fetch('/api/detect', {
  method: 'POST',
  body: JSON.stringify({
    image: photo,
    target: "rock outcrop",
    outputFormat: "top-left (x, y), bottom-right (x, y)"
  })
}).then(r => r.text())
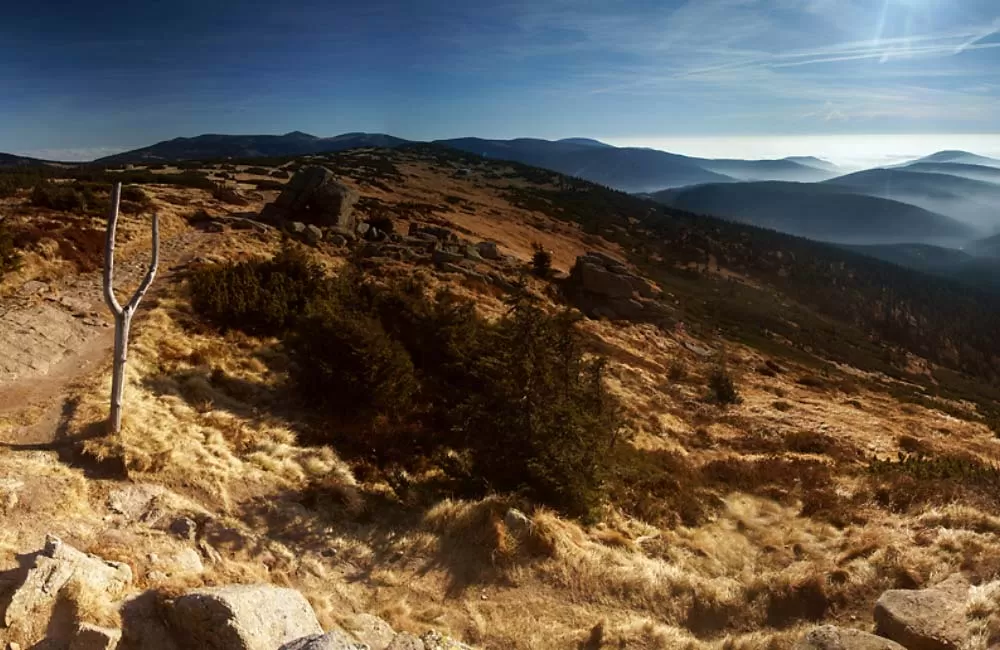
top-left (279, 630), bottom-right (368, 649)
top-left (873, 574), bottom-right (969, 650)
top-left (794, 625), bottom-right (906, 650)
top-left (259, 166), bottom-right (358, 231)
top-left (4, 535), bottom-right (133, 640)
top-left (166, 584), bottom-right (323, 650)
top-left (564, 252), bottom-right (671, 323)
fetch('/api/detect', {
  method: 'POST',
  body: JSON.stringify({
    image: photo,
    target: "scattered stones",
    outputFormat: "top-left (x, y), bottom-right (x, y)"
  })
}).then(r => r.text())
top-left (794, 625), bottom-right (906, 650)
top-left (874, 574), bottom-right (968, 650)
top-left (564, 252), bottom-right (669, 324)
top-left (341, 613), bottom-right (396, 650)
top-left (432, 249), bottom-right (466, 266)
top-left (70, 623), bottom-right (122, 650)
top-left (419, 631), bottom-right (475, 650)
top-left (18, 280), bottom-right (50, 296)
top-left (167, 584), bottom-right (323, 650)
top-left (259, 166), bottom-right (358, 230)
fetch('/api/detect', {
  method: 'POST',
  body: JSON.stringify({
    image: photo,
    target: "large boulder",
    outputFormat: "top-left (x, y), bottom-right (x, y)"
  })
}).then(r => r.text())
top-left (5, 535), bottom-right (133, 632)
top-left (387, 634), bottom-right (426, 650)
top-left (573, 262), bottom-right (635, 299)
top-left (794, 625), bottom-right (906, 650)
top-left (259, 166), bottom-right (358, 230)
top-left (166, 584), bottom-right (323, 650)
top-left (874, 575), bottom-right (969, 650)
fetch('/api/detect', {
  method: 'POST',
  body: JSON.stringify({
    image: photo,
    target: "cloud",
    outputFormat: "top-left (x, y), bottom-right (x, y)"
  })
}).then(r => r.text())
top-left (19, 147), bottom-right (125, 162)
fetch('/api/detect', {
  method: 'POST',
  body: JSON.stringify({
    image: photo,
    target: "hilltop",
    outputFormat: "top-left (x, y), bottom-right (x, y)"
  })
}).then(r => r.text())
top-left (2, 146), bottom-right (1000, 648)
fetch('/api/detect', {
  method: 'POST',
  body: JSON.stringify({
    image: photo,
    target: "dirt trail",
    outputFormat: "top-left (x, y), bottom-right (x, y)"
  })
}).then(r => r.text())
top-left (0, 231), bottom-right (213, 444)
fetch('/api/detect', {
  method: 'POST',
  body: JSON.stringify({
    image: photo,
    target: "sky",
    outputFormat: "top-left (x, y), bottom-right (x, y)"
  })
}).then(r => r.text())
top-left (1, 0), bottom-right (999, 163)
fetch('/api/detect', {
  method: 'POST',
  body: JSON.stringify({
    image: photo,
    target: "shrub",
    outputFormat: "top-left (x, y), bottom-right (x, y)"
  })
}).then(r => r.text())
top-left (270, 169), bottom-right (290, 179)
top-left (453, 297), bottom-right (625, 518)
top-left (531, 243), bottom-right (552, 278)
top-left (120, 185), bottom-right (149, 204)
top-left (289, 303), bottom-right (418, 424)
top-left (245, 166), bottom-right (270, 175)
top-left (188, 254), bottom-right (625, 518)
top-left (30, 182), bottom-right (89, 212)
top-left (188, 245), bottom-right (327, 335)
top-left (708, 363), bottom-right (740, 404)
top-left (0, 221), bottom-right (20, 276)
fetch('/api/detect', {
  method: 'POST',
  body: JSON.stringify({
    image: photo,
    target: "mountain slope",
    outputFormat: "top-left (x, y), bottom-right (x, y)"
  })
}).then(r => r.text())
top-left (901, 162), bottom-right (1000, 184)
top-left (823, 168), bottom-right (1000, 231)
top-left (909, 150), bottom-right (1000, 168)
top-left (651, 180), bottom-right (978, 245)
top-left (969, 232), bottom-right (1000, 258)
top-left (435, 137), bottom-right (735, 191)
top-left (845, 242), bottom-right (1000, 294)
top-left (0, 152), bottom-right (48, 166)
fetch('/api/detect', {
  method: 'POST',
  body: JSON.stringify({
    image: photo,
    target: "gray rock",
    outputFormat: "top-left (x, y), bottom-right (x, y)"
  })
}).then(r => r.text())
top-left (408, 224), bottom-right (454, 242)
top-left (305, 225), bottom-right (323, 246)
top-left (356, 222), bottom-right (371, 236)
top-left (5, 535), bottom-right (133, 628)
top-left (167, 584), bottom-right (323, 650)
top-left (168, 517), bottom-right (197, 541)
top-left (874, 576), bottom-right (968, 650)
top-left (475, 241), bottom-right (500, 260)
top-left (432, 249), bottom-right (466, 266)
top-left (260, 166), bottom-right (358, 230)
top-left (341, 613), bottom-right (396, 650)
top-left (573, 262), bottom-right (635, 299)
top-left (289, 222), bottom-right (308, 235)
top-left (794, 625), bottom-right (906, 650)
top-left (328, 234), bottom-right (348, 247)
top-left (579, 251), bottom-right (624, 268)
top-left (18, 280), bottom-right (50, 296)
top-left (503, 509), bottom-right (532, 537)
top-left (107, 484), bottom-right (166, 521)
top-left (462, 244), bottom-right (482, 260)
top-left (279, 630), bottom-right (366, 650)
top-left (70, 623), bottom-right (122, 650)
top-left (386, 634), bottom-right (426, 650)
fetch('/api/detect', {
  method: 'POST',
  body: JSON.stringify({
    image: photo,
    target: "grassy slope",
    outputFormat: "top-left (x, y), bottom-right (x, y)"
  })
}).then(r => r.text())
top-left (3, 148), bottom-right (1000, 648)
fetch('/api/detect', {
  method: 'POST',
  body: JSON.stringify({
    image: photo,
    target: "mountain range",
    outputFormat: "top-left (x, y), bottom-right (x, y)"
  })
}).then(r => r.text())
top-left (5, 130), bottom-right (1000, 254)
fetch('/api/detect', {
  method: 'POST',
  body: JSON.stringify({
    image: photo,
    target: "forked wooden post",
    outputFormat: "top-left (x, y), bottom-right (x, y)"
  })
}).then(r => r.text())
top-left (104, 182), bottom-right (159, 434)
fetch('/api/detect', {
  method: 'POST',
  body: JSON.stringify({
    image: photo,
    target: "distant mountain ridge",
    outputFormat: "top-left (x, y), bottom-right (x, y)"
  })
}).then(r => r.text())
top-left (650, 180), bottom-right (978, 246)
top-left (823, 168), bottom-right (1000, 231)
top-left (92, 131), bottom-right (841, 192)
top-left (906, 150), bottom-right (1000, 168)
top-left (900, 162), bottom-right (1000, 184)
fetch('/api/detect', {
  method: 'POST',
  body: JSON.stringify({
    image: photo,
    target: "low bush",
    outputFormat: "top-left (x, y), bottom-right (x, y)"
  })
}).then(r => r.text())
top-left (255, 179), bottom-right (284, 191)
top-left (188, 252), bottom-right (625, 518)
top-left (211, 183), bottom-right (249, 206)
top-left (707, 363), bottom-right (741, 404)
top-left (531, 243), bottom-right (552, 278)
top-left (0, 221), bottom-right (20, 276)
top-left (188, 245), bottom-right (327, 335)
top-left (270, 169), bottom-right (290, 179)
top-left (245, 166), bottom-right (270, 175)
top-left (30, 182), bottom-right (91, 212)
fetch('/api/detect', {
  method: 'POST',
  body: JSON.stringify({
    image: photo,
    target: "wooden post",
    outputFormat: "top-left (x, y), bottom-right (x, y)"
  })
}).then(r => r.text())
top-left (104, 182), bottom-right (159, 434)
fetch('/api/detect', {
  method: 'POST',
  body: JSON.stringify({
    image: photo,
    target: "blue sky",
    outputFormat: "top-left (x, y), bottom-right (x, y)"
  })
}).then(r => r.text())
top-left (2, 0), bottom-right (999, 161)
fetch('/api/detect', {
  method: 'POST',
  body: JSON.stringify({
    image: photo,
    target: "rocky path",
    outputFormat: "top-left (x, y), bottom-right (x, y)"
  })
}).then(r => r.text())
top-left (0, 230), bottom-right (213, 444)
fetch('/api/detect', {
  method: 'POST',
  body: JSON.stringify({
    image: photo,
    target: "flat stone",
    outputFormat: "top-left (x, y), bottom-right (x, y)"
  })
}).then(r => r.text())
top-left (794, 625), bottom-right (906, 650)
